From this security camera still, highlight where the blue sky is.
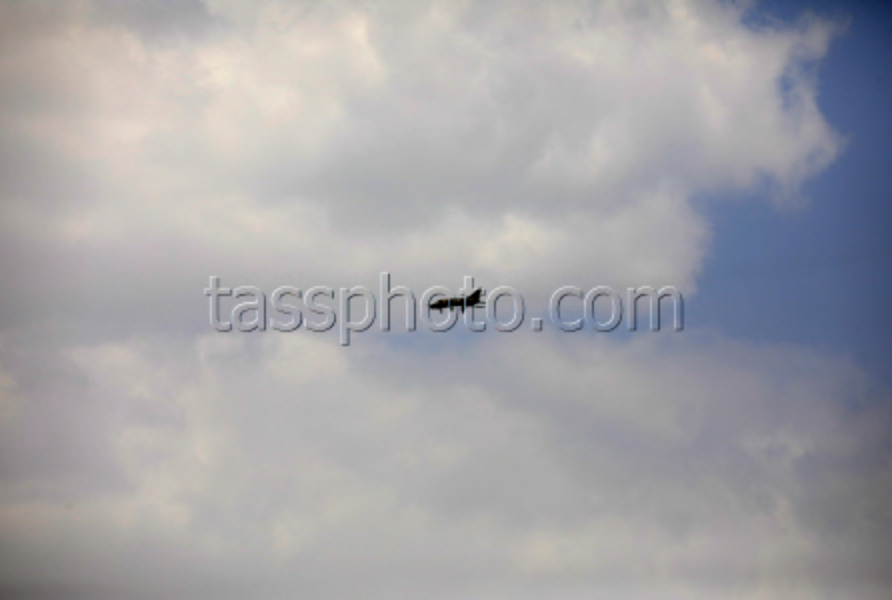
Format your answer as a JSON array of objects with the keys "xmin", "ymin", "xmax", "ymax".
[{"xmin": 694, "ymin": 0, "xmax": 892, "ymax": 380}]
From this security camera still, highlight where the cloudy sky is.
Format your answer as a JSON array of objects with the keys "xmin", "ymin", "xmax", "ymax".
[{"xmin": 0, "ymin": 0, "xmax": 890, "ymax": 598}]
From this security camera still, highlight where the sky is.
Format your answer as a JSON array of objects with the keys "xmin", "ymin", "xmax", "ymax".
[
  {"xmin": 692, "ymin": 0, "xmax": 892, "ymax": 381},
  {"xmin": 0, "ymin": 1, "xmax": 890, "ymax": 599}
]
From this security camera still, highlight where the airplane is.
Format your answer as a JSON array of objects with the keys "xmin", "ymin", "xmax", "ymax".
[{"xmin": 429, "ymin": 288, "xmax": 485, "ymax": 314}]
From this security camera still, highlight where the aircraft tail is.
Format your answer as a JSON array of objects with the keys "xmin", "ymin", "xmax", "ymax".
[{"xmin": 467, "ymin": 288, "xmax": 485, "ymax": 307}]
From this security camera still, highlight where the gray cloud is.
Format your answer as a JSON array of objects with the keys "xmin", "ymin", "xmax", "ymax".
[{"xmin": 90, "ymin": 0, "xmax": 218, "ymax": 41}]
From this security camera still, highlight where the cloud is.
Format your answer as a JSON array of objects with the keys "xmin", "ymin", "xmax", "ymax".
[
  {"xmin": 0, "ymin": 332, "xmax": 889, "ymax": 599},
  {"xmin": 1, "ymin": 1, "xmax": 886, "ymax": 599},
  {"xmin": 0, "ymin": 0, "xmax": 842, "ymax": 299},
  {"xmin": 91, "ymin": 0, "xmax": 218, "ymax": 41}
]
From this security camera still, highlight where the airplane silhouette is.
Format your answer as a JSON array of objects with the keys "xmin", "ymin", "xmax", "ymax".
[{"xmin": 430, "ymin": 288, "xmax": 485, "ymax": 314}]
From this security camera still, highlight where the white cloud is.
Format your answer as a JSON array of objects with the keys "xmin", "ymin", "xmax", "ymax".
[
  {"xmin": 0, "ymin": 0, "xmax": 842, "ymax": 305},
  {"xmin": 0, "ymin": 332, "xmax": 889, "ymax": 599},
  {"xmin": 1, "ymin": 1, "xmax": 885, "ymax": 599}
]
